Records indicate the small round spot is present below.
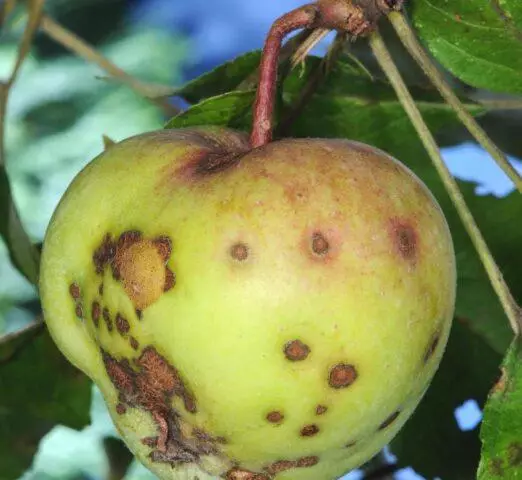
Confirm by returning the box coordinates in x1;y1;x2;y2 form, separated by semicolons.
69;283;81;299
266;411;284;424
75;304;83;319
301;424;320;437
424;333;440;363
115;313;130;335
92;301;101;327
116;403;126;415
284;340;310;361
328;363;358;389
103;308;113;332
297;456;319;468
230;242;249;261
315;405;328;415
311;232;329;255
130;337;139;350
379;410;400;430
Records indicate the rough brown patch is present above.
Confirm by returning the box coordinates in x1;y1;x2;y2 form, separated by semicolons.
164;268;176;292
315;405;328;415
137;347;181;395
75;304;83;319
297;456;319;468
230;243;249;261
508;442;522;466
389;219;417;261
225;468;268;480
117;230;143;252
116;403;126;415
92;301;101;327
112;236;169;310
93;234;116;274
69;283;81;299
152;236;172;261
265;456;319;475
102;352;135;395
141;436;158;447
266;460;295;474
182;392;197;414
311;232;329;256
284;340;310;361
130;337;139;350
379;410;400;430
103;307;113;332
301;424;320;437
101;347;215;466
266;411;284;424
116;313;130;335
328;363;358;389
194;152;241;176
424;333;440;363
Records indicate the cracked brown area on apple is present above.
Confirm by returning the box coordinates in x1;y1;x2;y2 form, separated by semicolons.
101;346;226;465
92;231;176;311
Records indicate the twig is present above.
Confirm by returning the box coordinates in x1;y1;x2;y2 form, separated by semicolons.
251;4;320;148
369;30;522;335
388;11;522;193
38;14;179;116
290;27;330;69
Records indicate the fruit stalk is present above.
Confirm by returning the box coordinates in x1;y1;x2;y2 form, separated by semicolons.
250;4;319;148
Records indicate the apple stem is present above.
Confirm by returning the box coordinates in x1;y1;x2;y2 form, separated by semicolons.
250;4;319;149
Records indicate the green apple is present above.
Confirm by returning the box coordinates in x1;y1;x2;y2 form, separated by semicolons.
40;126;456;480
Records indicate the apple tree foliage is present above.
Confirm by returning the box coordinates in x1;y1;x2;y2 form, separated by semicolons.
0;0;521;479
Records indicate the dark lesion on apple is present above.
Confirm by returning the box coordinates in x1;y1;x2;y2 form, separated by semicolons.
102;346;227;465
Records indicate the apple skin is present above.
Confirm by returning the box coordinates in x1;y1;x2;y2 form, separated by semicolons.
39;126;456;480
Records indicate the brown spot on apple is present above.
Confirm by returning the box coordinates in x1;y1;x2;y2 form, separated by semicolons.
75;304;83;319
69;283;81;299
92;301;101;327
378;410;400;430
315;405;328;415
115;313;130;335
329;363;358;388
389;218;417;262
311;232;329;255
103;307;113;332
266;411;284;424
301;424;320;437
284;339;310;361
225;468;268;480
230;242;249;261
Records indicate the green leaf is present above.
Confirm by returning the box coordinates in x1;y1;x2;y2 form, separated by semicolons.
0;166;39;285
0;323;91;480
410;0;522;94
478;337;522;479
176;51;261;104
390;319;502;479
164;90;255;130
